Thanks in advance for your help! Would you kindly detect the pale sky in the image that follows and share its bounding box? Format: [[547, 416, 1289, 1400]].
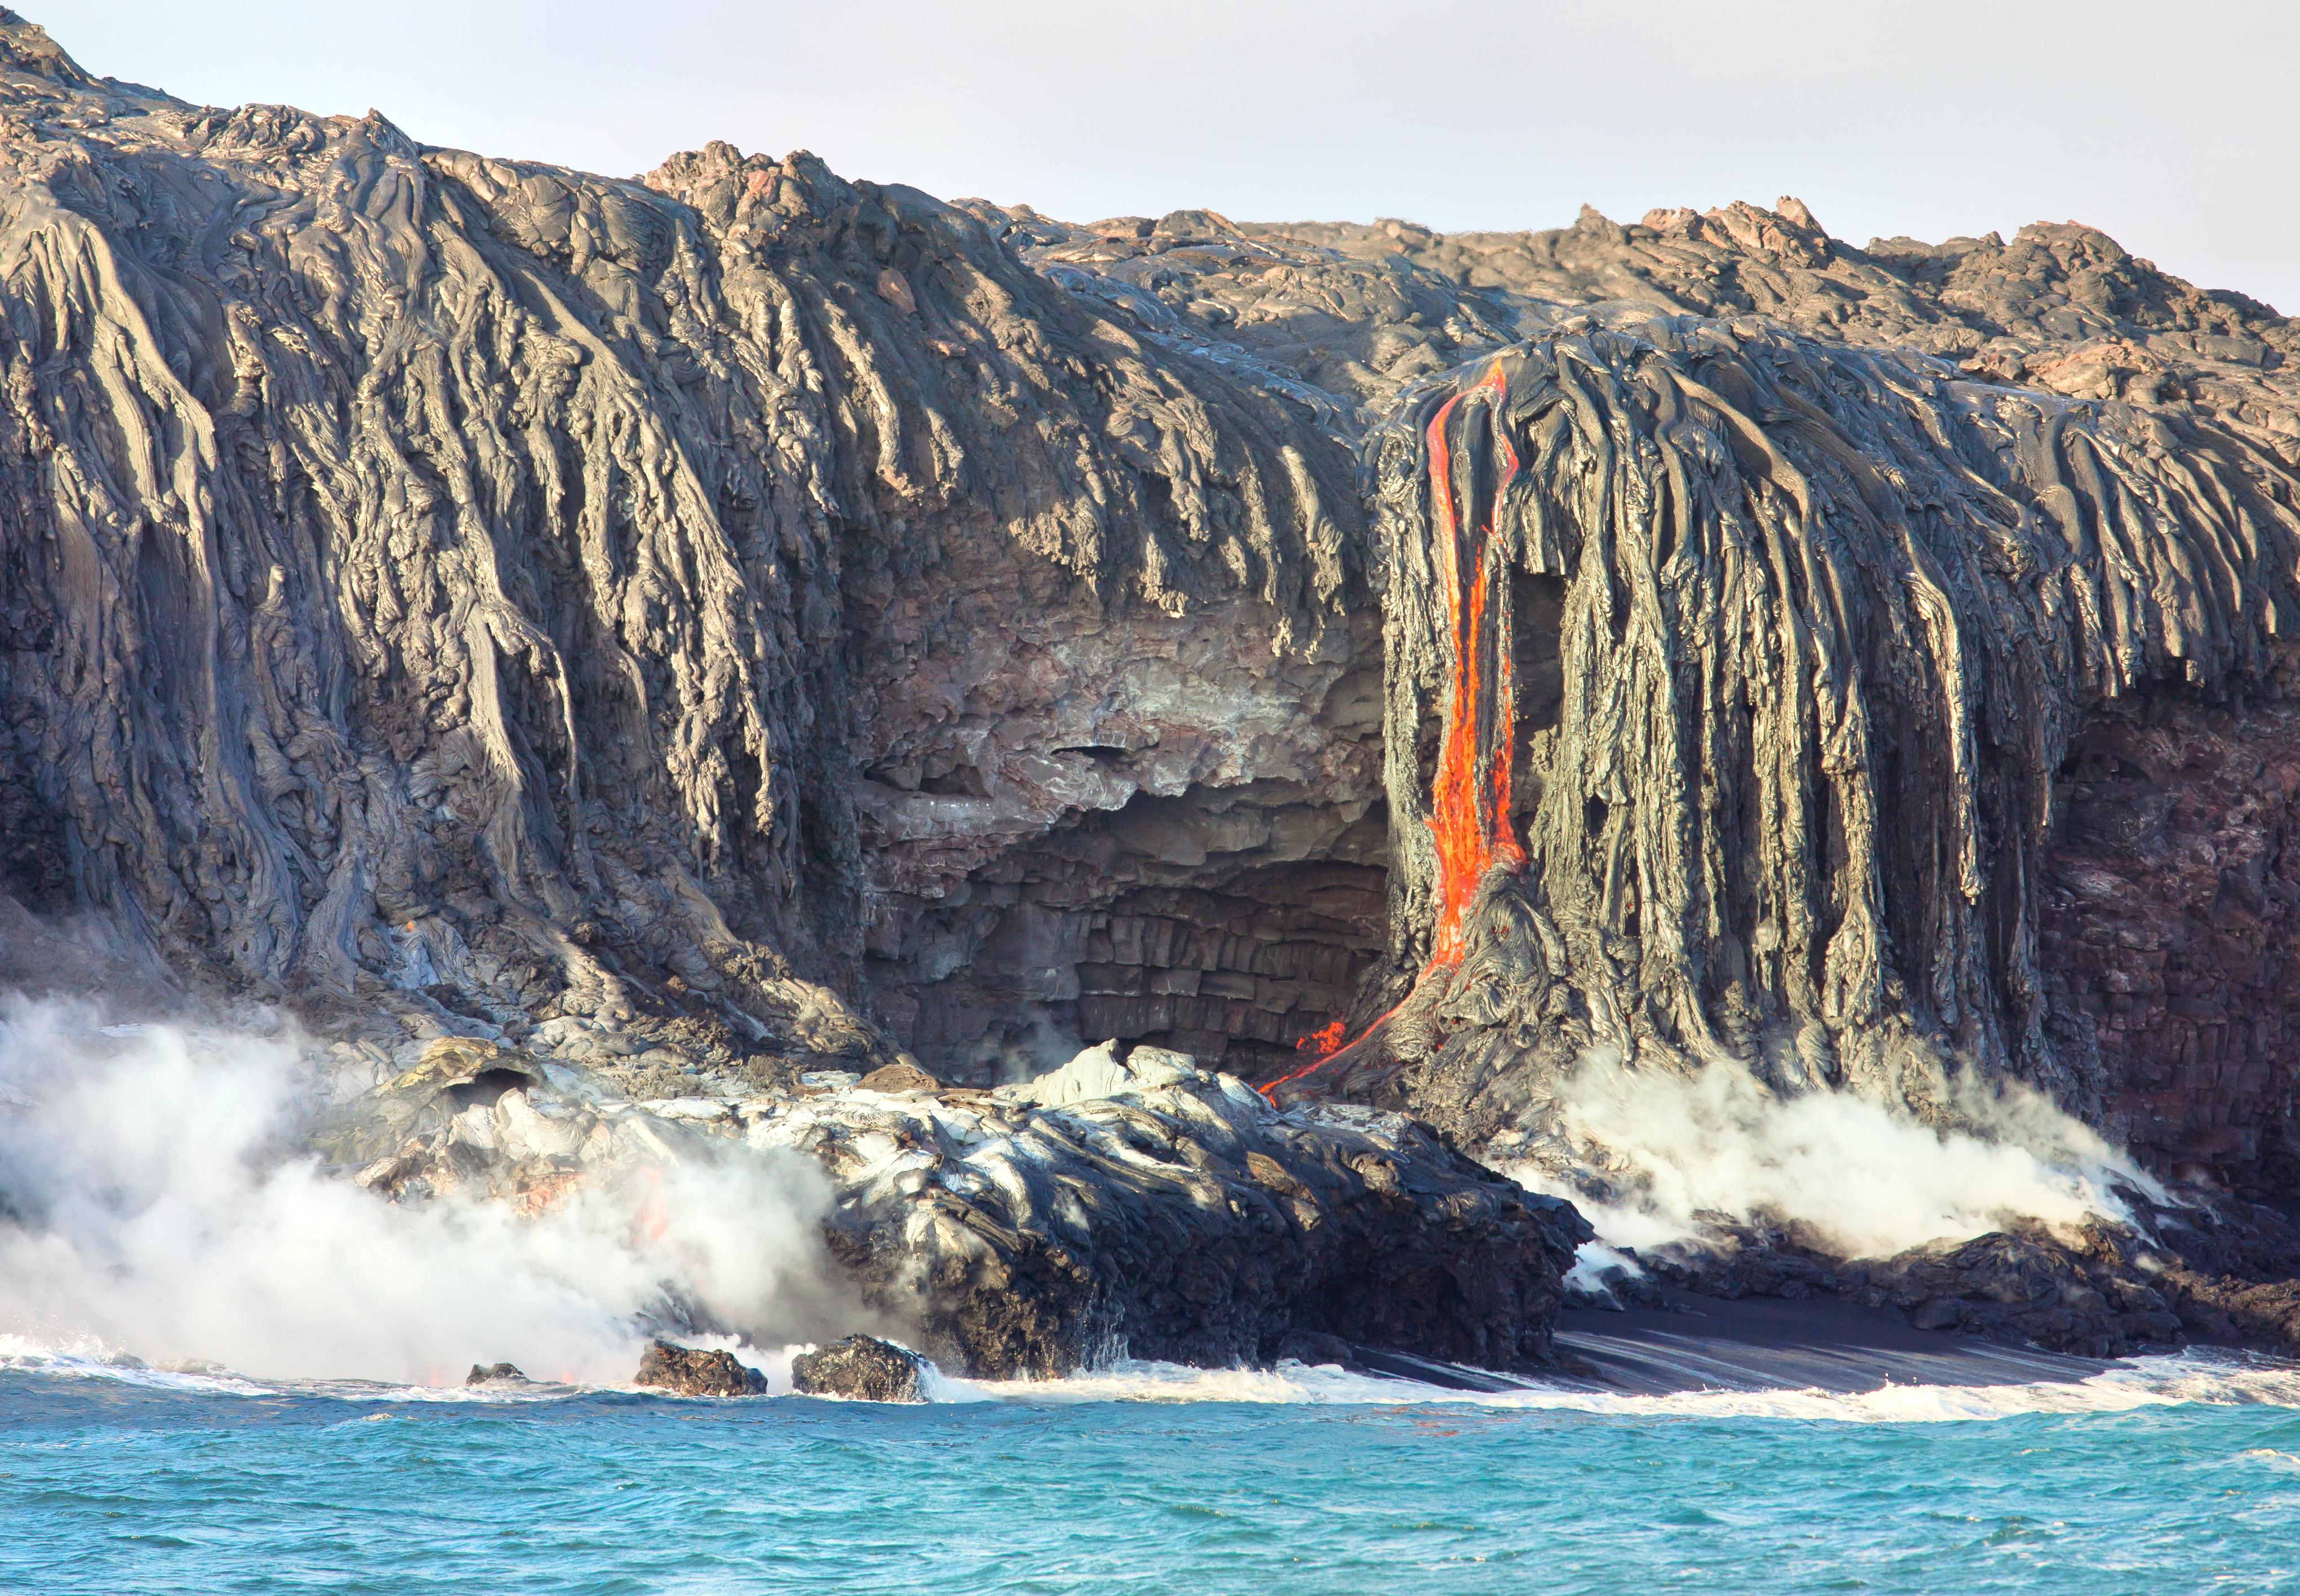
[[29, 1, 2300, 313]]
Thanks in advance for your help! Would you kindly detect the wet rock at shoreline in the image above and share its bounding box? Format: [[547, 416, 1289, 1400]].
[[634, 1341, 769, 1397], [465, 1363, 527, 1385], [331, 1039, 1590, 1381], [791, 1337, 927, 1402], [763, 1043, 1591, 1379]]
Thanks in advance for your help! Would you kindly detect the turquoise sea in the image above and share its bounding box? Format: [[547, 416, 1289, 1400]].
[[6, 1350, 2299, 1594]]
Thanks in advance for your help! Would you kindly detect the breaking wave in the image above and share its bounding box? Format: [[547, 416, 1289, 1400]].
[[14, 1333, 2300, 1426]]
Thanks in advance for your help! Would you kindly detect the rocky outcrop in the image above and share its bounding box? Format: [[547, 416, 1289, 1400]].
[[634, 1340, 769, 1396], [790, 1335, 926, 1402], [324, 1036, 1589, 1377], [782, 1042, 1589, 1375], [1613, 1189, 2300, 1362]]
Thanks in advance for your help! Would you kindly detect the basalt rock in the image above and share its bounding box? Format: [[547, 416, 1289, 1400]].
[[634, 1340, 769, 1397], [1628, 1197, 2300, 1359], [790, 1335, 926, 1402], [327, 1037, 1590, 1378], [782, 1043, 1590, 1376], [994, 201, 2300, 1183]]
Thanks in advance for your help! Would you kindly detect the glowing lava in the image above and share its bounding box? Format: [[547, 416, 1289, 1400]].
[[1260, 362, 1525, 1100], [1422, 362, 1523, 967]]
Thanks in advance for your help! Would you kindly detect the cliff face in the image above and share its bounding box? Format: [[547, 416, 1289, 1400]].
[[1283, 323, 2300, 1168], [8, 11, 2300, 1192], [0, 15, 1359, 1084]]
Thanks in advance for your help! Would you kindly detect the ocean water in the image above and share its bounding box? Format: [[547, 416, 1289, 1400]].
[[6, 1349, 2300, 1594]]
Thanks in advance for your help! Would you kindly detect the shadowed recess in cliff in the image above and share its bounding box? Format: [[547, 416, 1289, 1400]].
[[1279, 319, 2300, 1148]]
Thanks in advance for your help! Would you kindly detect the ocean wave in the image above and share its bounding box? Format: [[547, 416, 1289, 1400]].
[[950, 1349, 2300, 1422], [12, 1331, 2300, 1422], [0, 1332, 600, 1402], [0, 1333, 278, 1396]]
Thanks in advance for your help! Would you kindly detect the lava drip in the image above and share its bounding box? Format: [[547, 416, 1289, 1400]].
[[1261, 363, 1523, 1098]]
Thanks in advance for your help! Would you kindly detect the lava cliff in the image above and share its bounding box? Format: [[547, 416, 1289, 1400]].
[[6, 7, 2300, 1206]]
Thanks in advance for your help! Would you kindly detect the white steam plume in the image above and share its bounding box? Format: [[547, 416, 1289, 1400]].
[[1512, 1050, 2162, 1260], [0, 995, 843, 1385]]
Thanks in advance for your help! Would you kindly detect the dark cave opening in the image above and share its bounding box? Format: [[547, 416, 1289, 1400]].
[[862, 783, 1389, 1085]]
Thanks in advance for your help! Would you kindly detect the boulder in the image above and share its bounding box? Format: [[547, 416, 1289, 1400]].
[[1000, 1041, 1200, 1109], [855, 1061, 942, 1095], [464, 1362, 526, 1385], [791, 1337, 928, 1403], [771, 1052, 1592, 1378], [633, 1341, 769, 1397]]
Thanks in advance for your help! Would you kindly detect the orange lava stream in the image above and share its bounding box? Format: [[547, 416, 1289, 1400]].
[[1424, 365, 1523, 967], [1260, 364, 1523, 1101]]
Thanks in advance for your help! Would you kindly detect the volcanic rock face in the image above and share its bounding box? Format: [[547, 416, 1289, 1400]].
[[0, 14, 1358, 1087], [1279, 321, 2300, 1179], [847, 568, 1387, 1082], [2041, 691, 2300, 1184], [13, 2, 2300, 1369]]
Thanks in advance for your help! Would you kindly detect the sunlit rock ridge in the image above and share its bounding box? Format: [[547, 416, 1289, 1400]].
[[7, 3, 2300, 1350]]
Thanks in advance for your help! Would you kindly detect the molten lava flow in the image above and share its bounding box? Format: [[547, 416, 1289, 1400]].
[[1423, 363, 1523, 967], [1258, 362, 1525, 1102]]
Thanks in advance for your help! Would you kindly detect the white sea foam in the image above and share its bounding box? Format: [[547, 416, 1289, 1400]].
[[11, 1331, 2300, 1424], [946, 1350, 2300, 1422]]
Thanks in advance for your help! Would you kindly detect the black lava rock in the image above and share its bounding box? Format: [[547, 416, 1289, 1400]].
[[634, 1341, 769, 1397], [791, 1336, 927, 1402]]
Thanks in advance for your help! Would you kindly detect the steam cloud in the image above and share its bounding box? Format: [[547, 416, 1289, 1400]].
[[0, 994, 844, 1385], [1514, 1050, 2160, 1261]]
